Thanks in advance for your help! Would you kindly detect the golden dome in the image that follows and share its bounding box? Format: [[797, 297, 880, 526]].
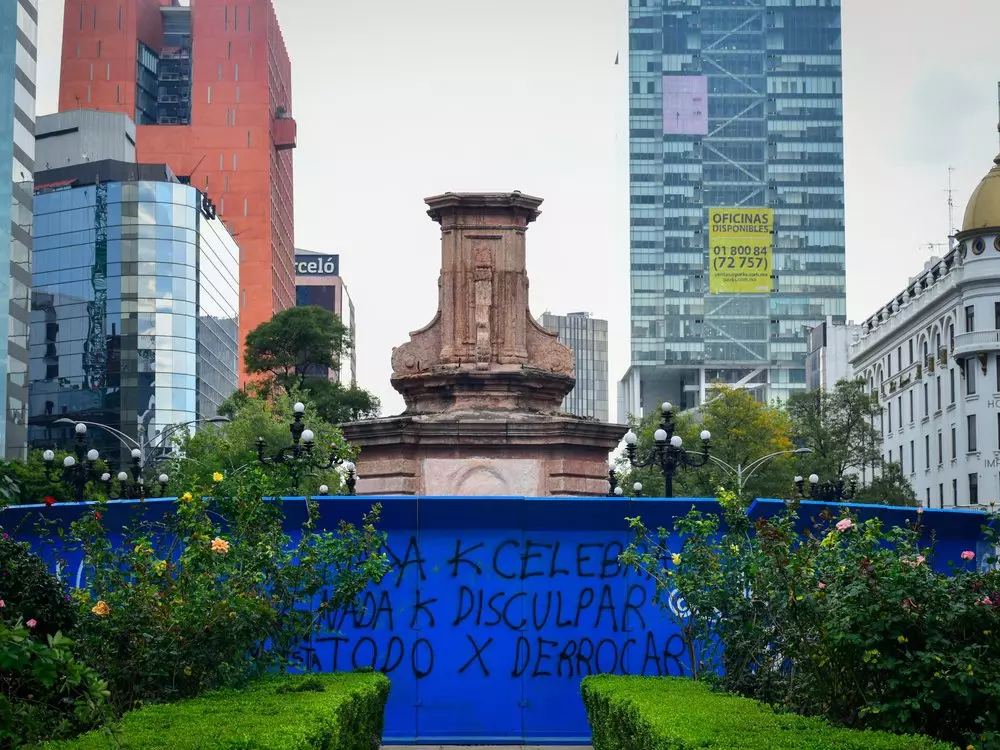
[[961, 144, 1000, 234]]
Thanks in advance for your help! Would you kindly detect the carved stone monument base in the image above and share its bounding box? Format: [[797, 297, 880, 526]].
[[341, 414, 624, 497], [342, 191, 625, 497]]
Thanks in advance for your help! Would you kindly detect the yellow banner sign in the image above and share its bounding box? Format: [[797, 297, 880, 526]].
[[708, 208, 774, 294]]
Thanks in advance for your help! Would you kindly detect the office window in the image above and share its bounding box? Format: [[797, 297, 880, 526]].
[[908, 339, 914, 364], [909, 390, 914, 422], [951, 368, 956, 403], [968, 365, 977, 396], [951, 426, 957, 459], [938, 483, 944, 508], [995, 301, 1000, 329], [244, 197, 248, 217], [937, 432, 943, 465], [897, 396, 902, 427], [888, 402, 893, 432], [228, 42, 232, 60], [909, 440, 915, 472], [98, 40, 102, 58], [968, 414, 978, 452], [996, 355, 1000, 392], [966, 305, 975, 332], [235, 63, 239, 81], [925, 435, 930, 469], [118, 6, 122, 30], [899, 446, 904, 473], [897, 346, 902, 371], [923, 383, 929, 416], [208, 86, 212, 103], [969, 473, 979, 505], [925, 487, 930, 505], [953, 477, 958, 505], [936, 375, 941, 411]]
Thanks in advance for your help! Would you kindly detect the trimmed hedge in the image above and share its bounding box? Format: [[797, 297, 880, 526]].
[[41, 672, 390, 750], [581, 675, 955, 750]]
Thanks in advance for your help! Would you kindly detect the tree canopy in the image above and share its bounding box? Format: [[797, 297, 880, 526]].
[[242, 305, 380, 425], [616, 385, 797, 500]]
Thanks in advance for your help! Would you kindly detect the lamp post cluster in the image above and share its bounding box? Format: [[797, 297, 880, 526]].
[[794, 473, 858, 502], [255, 401, 358, 494], [615, 401, 712, 498], [609, 399, 819, 499], [42, 422, 169, 501]]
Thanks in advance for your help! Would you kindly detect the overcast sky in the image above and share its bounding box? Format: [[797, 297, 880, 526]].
[[34, 0, 1000, 421]]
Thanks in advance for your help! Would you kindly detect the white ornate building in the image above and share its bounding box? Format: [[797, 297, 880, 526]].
[[851, 140, 1000, 508]]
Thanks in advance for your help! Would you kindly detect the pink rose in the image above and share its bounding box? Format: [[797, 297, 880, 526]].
[[835, 518, 853, 532], [961, 550, 976, 561], [916, 506, 924, 514], [0, 600, 5, 608], [818, 582, 826, 590], [26, 619, 37, 628], [978, 596, 994, 606]]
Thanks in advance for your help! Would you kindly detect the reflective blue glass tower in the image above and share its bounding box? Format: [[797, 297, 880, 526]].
[[621, 0, 846, 416]]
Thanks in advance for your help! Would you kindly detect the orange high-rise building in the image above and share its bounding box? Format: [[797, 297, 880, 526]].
[[58, 0, 297, 381]]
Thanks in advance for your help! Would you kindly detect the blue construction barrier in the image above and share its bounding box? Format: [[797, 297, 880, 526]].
[[1, 496, 993, 745]]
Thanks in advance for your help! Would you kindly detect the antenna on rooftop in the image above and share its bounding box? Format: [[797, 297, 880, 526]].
[[946, 166, 957, 249]]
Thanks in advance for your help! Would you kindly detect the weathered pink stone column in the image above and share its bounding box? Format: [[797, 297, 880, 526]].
[[341, 191, 626, 496]]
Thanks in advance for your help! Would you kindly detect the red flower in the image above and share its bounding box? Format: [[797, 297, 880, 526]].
[[94, 511, 102, 521], [43, 496, 56, 507]]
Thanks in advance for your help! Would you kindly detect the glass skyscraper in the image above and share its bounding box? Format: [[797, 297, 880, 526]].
[[620, 0, 846, 418], [540, 312, 610, 422], [0, 0, 38, 458], [28, 163, 239, 463]]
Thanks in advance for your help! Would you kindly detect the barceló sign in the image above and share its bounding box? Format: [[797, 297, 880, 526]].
[[294, 254, 339, 276]]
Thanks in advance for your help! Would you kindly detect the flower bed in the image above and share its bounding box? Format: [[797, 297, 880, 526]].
[[41, 672, 390, 750], [581, 675, 954, 750]]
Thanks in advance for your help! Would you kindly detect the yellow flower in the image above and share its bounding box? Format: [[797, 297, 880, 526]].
[[91, 600, 110, 617], [729, 544, 740, 554], [211, 536, 230, 554], [671, 553, 681, 566], [181, 492, 193, 503], [897, 635, 908, 644], [212, 472, 224, 483], [154, 560, 168, 575]]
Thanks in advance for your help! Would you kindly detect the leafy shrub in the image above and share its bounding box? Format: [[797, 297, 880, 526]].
[[0, 534, 76, 640], [63, 466, 390, 714], [40, 672, 390, 750], [0, 621, 111, 749], [581, 675, 952, 750], [620, 494, 1000, 749]]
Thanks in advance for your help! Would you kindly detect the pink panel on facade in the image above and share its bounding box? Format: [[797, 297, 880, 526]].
[[662, 75, 708, 136]]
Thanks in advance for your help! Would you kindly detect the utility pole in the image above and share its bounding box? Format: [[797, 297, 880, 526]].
[[946, 166, 956, 248]]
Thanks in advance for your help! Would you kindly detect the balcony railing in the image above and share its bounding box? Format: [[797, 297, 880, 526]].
[[953, 330, 1000, 358]]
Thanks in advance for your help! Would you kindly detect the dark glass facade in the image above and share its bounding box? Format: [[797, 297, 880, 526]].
[[627, 0, 846, 412], [28, 176, 239, 462]]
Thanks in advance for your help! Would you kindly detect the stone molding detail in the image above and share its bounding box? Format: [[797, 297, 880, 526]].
[[390, 192, 574, 414]]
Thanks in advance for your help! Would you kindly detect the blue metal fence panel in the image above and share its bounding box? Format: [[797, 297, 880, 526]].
[[2, 496, 992, 744]]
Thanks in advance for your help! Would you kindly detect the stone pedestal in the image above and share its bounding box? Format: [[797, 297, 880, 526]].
[[342, 413, 624, 497], [342, 191, 626, 496]]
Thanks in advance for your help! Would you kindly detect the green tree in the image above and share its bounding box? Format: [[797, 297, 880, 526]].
[[854, 461, 917, 506], [616, 386, 799, 500], [787, 378, 887, 498], [242, 305, 380, 424], [165, 389, 355, 497]]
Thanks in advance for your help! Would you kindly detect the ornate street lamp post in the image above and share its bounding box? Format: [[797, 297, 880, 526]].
[[794, 473, 858, 502], [42, 423, 103, 500], [257, 402, 360, 493], [42, 422, 172, 501], [619, 401, 712, 498]]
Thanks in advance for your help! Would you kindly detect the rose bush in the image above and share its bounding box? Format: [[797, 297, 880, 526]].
[[0, 534, 76, 640], [62, 465, 390, 714], [0, 620, 112, 749], [620, 493, 1000, 750]]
